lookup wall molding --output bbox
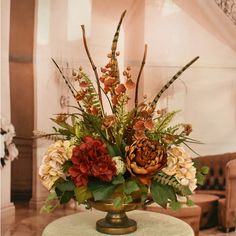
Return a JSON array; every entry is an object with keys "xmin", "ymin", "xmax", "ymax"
[{"xmin": 9, "ymin": 54, "xmax": 33, "ymax": 63}]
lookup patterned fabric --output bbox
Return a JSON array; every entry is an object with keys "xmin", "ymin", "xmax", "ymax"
[
  {"xmin": 195, "ymin": 153, "xmax": 236, "ymax": 191},
  {"xmin": 215, "ymin": 0, "xmax": 236, "ymax": 25}
]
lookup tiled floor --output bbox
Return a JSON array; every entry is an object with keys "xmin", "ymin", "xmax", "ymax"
[
  {"xmin": 2, "ymin": 202, "xmax": 236, "ymax": 236},
  {"xmin": 2, "ymin": 202, "xmax": 82, "ymax": 236}
]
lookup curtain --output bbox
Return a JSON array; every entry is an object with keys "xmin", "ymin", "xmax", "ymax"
[{"xmin": 173, "ymin": 0, "xmax": 236, "ymax": 52}]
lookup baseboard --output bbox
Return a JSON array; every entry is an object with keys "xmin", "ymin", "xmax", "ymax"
[{"xmin": 29, "ymin": 197, "xmax": 46, "ymax": 210}]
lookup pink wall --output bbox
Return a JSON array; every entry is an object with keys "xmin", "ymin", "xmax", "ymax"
[{"xmin": 144, "ymin": 0, "xmax": 236, "ymax": 155}]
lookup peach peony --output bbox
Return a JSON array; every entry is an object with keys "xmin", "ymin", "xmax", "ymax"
[
  {"xmin": 162, "ymin": 146, "xmax": 197, "ymax": 192},
  {"xmin": 39, "ymin": 140, "xmax": 74, "ymax": 190}
]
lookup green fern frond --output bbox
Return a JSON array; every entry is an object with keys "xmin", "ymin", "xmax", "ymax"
[
  {"xmin": 166, "ymin": 123, "xmax": 183, "ymax": 134},
  {"xmin": 154, "ymin": 110, "xmax": 180, "ymax": 132},
  {"xmin": 153, "ymin": 172, "xmax": 192, "ymax": 196},
  {"xmin": 80, "ymin": 72, "xmax": 102, "ymax": 115},
  {"xmin": 115, "ymin": 96, "xmax": 129, "ymax": 130},
  {"xmin": 109, "ymin": 95, "xmax": 129, "ymax": 147},
  {"xmin": 122, "ymin": 108, "xmax": 137, "ymax": 145},
  {"xmin": 82, "ymin": 113, "xmax": 108, "ymax": 142}
]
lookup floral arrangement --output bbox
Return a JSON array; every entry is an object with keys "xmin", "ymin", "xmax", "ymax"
[
  {"xmin": 0, "ymin": 116, "xmax": 19, "ymax": 167},
  {"xmin": 37, "ymin": 11, "xmax": 208, "ymax": 212}
]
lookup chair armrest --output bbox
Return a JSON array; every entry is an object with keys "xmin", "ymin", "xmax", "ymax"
[
  {"xmin": 223, "ymin": 159, "xmax": 236, "ymax": 228},
  {"xmin": 226, "ymin": 159, "xmax": 236, "ymax": 179}
]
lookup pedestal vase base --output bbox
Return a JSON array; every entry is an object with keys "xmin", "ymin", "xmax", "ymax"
[
  {"xmin": 89, "ymin": 199, "xmax": 141, "ymax": 235},
  {"xmin": 96, "ymin": 217, "xmax": 137, "ymax": 235}
]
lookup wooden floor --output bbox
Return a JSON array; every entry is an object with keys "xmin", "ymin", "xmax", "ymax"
[{"xmin": 2, "ymin": 202, "xmax": 236, "ymax": 236}]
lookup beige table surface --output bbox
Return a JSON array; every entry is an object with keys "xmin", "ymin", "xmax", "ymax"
[{"xmin": 42, "ymin": 210, "xmax": 194, "ymax": 236}]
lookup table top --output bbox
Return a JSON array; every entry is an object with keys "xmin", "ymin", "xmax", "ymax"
[
  {"xmin": 191, "ymin": 193, "xmax": 219, "ymax": 203},
  {"xmin": 42, "ymin": 210, "xmax": 194, "ymax": 236}
]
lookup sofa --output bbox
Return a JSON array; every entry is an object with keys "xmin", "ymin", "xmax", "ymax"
[
  {"xmin": 194, "ymin": 152, "xmax": 236, "ymax": 230},
  {"xmin": 194, "ymin": 152, "xmax": 236, "ymax": 197}
]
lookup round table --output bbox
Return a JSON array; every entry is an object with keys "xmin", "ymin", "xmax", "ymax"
[
  {"xmin": 42, "ymin": 210, "xmax": 194, "ymax": 236},
  {"xmin": 191, "ymin": 194, "xmax": 219, "ymax": 229}
]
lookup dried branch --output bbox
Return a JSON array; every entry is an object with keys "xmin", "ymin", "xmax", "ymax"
[
  {"xmin": 135, "ymin": 44, "xmax": 148, "ymax": 108},
  {"xmin": 51, "ymin": 58, "xmax": 84, "ymax": 111},
  {"xmin": 81, "ymin": 25, "xmax": 105, "ymax": 117}
]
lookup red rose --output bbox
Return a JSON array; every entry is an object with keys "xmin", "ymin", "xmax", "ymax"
[{"xmin": 68, "ymin": 136, "xmax": 117, "ymax": 187}]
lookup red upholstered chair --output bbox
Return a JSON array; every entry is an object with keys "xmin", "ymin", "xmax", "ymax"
[
  {"xmin": 193, "ymin": 153, "xmax": 236, "ymax": 229},
  {"xmin": 218, "ymin": 159, "xmax": 236, "ymax": 232}
]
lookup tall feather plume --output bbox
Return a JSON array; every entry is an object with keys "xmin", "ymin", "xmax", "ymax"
[
  {"xmin": 151, "ymin": 56, "xmax": 199, "ymax": 110},
  {"xmin": 110, "ymin": 10, "xmax": 127, "ymax": 83},
  {"xmin": 135, "ymin": 44, "xmax": 147, "ymax": 108}
]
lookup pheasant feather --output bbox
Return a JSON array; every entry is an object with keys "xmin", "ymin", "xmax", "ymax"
[
  {"xmin": 110, "ymin": 10, "xmax": 127, "ymax": 83},
  {"xmin": 151, "ymin": 56, "xmax": 199, "ymax": 109}
]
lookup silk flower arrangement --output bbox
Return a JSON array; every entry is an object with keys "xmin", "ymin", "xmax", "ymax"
[{"xmin": 37, "ymin": 11, "xmax": 208, "ymax": 213}]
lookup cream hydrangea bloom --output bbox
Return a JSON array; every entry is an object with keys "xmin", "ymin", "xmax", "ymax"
[
  {"xmin": 112, "ymin": 156, "xmax": 126, "ymax": 175},
  {"xmin": 39, "ymin": 140, "xmax": 74, "ymax": 190},
  {"xmin": 162, "ymin": 146, "xmax": 197, "ymax": 192}
]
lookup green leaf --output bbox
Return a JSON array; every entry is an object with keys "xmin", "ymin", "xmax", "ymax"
[
  {"xmin": 60, "ymin": 191, "xmax": 74, "ymax": 204},
  {"xmin": 124, "ymin": 195, "xmax": 133, "ymax": 204},
  {"xmin": 150, "ymin": 181, "xmax": 176, "ymax": 208},
  {"xmin": 112, "ymin": 175, "xmax": 125, "ymax": 185},
  {"xmin": 58, "ymin": 128, "xmax": 72, "ymax": 136},
  {"xmin": 113, "ymin": 197, "xmax": 123, "ymax": 208},
  {"xmin": 124, "ymin": 180, "xmax": 140, "ymax": 195},
  {"xmin": 200, "ymin": 166, "xmax": 209, "ymax": 175},
  {"xmin": 74, "ymin": 123, "xmax": 81, "ymax": 137},
  {"xmin": 51, "ymin": 118, "xmax": 74, "ymax": 133},
  {"xmin": 196, "ymin": 172, "xmax": 205, "ymax": 185},
  {"xmin": 55, "ymin": 187, "xmax": 63, "ymax": 197},
  {"xmin": 137, "ymin": 182, "xmax": 148, "ymax": 202},
  {"xmin": 186, "ymin": 199, "xmax": 194, "ymax": 207},
  {"xmin": 45, "ymin": 191, "xmax": 58, "ymax": 202},
  {"xmin": 57, "ymin": 181, "xmax": 75, "ymax": 192},
  {"xmin": 62, "ymin": 161, "xmax": 73, "ymax": 172},
  {"xmin": 74, "ymin": 186, "xmax": 92, "ymax": 204},
  {"xmin": 107, "ymin": 143, "xmax": 121, "ymax": 157},
  {"xmin": 71, "ymin": 116, "xmax": 76, "ymax": 126},
  {"xmin": 180, "ymin": 186, "xmax": 192, "ymax": 196},
  {"xmin": 169, "ymin": 201, "xmax": 181, "ymax": 211},
  {"xmin": 40, "ymin": 204, "xmax": 55, "ymax": 214},
  {"xmin": 88, "ymin": 181, "xmax": 116, "ymax": 201},
  {"xmin": 40, "ymin": 191, "xmax": 59, "ymax": 214}
]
